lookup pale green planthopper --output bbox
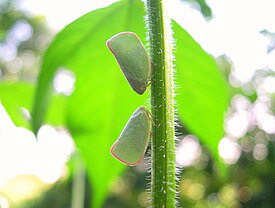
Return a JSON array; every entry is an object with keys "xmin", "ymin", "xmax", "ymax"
[
  {"xmin": 106, "ymin": 32, "xmax": 151, "ymax": 95},
  {"xmin": 110, "ymin": 106, "xmax": 151, "ymax": 166}
]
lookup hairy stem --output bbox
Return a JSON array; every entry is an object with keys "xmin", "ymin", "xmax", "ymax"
[{"xmin": 145, "ymin": 0, "xmax": 176, "ymax": 207}]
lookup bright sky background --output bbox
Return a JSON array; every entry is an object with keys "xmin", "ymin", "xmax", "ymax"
[
  {"xmin": 20, "ymin": 0, "xmax": 116, "ymax": 30},
  {"xmin": 1, "ymin": 0, "xmax": 275, "ymax": 186}
]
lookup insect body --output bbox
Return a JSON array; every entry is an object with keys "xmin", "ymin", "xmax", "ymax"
[
  {"xmin": 107, "ymin": 32, "xmax": 151, "ymax": 95},
  {"xmin": 110, "ymin": 106, "xmax": 151, "ymax": 166}
]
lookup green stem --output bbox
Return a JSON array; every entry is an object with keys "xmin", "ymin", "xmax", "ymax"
[
  {"xmin": 71, "ymin": 152, "xmax": 86, "ymax": 208},
  {"xmin": 145, "ymin": 0, "xmax": 176, "ymax": 207}
]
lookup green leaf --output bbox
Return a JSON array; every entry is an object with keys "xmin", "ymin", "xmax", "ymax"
[
  {"xmin": 32, "ymin": 1, "xmax": 148, "ymax": 207},
  {"xmin": 0, "ymin": 82, "xmax": 66, "ymax": 128},
  {"xmin": 0, "ymin": 82, "xmax": 33, "ymax": 128},
  {"xmin": 173, "ymin": 22, "xmax": 230, "ymax": 164}
]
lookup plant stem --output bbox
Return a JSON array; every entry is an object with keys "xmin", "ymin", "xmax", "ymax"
[
  {"xmin": 145, "ymin": 0, "xmax": 176, "ymax": 207},
  {"xmin": 71, "ymin": 152, "xmax": 86, "ymax": 208}
]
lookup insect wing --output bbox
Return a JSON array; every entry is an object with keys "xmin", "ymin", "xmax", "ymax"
[
  {"xmin": 110, "ymin": 107, "xmax": 151, "ymax": 166},
  {"xmin": 107, "ymin": 32, "xmax": 151, "ymax": 95}
]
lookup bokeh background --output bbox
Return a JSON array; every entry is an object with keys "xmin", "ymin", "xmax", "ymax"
[{"xmin": 1, "ymin": 0, "xmax": 275, "ymax": 207}]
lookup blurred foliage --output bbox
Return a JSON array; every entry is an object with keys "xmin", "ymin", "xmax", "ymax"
[
  {"xmin": 184, "ymin": 0, "xmax": 212, "ymax": 18},
  {"xmin": 0, "ymin": 175, "xmax": 89, "ymax": 208},
  {"xmin": 0, "ymin": 0, "xmax": 51, "ymax": 81},
  {"xmin": 175, "ymin": 54, "xmax": 275, "ymax": 207},
  {"xmin": 177, "ymin": 133, "xmax": 275, "ymax": 208},
  {"xmin": 0, "ymin": 175, "xmax": 47, "ymax": 208},
  {"xmin": 19, "ymin": 176, "xmax": 91, "ymax": 208},
  {"xmin": 261, "ymin": 30, "xmax": 275, "ymax": 52},
  {"xmin": 1, "ymin": 0, "xmax": 275, "ymax": 208}
]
